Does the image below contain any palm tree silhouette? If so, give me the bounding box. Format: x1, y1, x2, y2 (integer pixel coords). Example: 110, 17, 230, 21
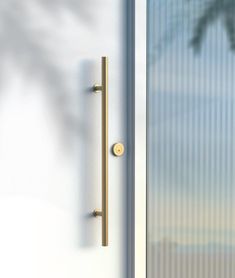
190, 0, 235, 52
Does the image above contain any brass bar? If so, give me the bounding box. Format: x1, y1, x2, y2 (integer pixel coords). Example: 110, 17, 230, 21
93, 57, 108, 247
102, 57, 108, 247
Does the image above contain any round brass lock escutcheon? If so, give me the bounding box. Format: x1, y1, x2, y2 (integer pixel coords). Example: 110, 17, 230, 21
112, 143, 125, 157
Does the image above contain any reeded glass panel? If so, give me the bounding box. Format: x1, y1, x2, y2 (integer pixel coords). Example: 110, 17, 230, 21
147, 1, 235, 277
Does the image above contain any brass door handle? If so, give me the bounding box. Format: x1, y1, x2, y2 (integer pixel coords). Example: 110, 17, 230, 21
93, 57, 108, 247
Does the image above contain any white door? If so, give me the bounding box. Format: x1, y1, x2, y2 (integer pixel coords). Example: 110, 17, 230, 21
0, 1, 130, 277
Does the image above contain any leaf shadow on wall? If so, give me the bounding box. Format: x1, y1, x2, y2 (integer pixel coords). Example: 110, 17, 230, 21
0, 0, 98, 144
0, 1, 102, 248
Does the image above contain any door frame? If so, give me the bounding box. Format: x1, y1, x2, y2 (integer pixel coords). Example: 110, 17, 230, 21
127, 0, 146, 278
134, 0, 146, 277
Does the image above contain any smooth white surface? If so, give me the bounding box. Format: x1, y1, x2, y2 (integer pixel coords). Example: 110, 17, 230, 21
135, 0, 147, 278
0, 1, 127, 278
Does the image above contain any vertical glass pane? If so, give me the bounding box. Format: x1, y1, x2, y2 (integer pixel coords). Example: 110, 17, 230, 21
147, 1, 235, 277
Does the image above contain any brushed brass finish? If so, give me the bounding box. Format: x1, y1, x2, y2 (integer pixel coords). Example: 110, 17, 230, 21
93, 84, 102, 92
93, 210, 102, 217
93, 57, 109, 247
112, 143, 125, 157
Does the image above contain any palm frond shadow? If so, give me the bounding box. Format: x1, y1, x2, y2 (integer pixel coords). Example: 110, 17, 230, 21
0, 1, 97, 148
189, 0, 235, 52
154, 0, 235, 56
39, 0, 96, 23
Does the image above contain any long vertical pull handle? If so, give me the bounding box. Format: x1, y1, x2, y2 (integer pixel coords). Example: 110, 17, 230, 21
93, 57, 108, 247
